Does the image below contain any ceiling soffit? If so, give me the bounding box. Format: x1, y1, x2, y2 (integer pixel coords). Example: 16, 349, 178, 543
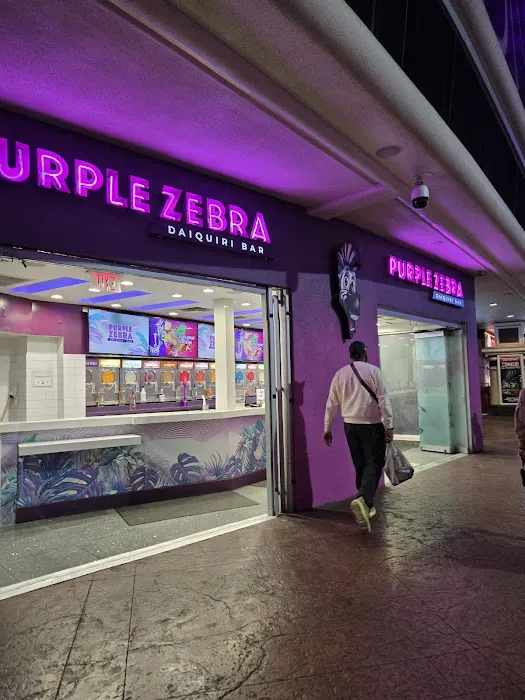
114, 0, 525, 295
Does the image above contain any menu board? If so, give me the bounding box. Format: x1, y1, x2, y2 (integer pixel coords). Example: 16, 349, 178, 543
500, 355, 523, 404
149, 317, 198, 358
88, 309, 149, 356
235, 329, 264, 362
198, 323, 215, 359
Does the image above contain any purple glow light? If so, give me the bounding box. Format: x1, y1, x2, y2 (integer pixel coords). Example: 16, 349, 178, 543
131, 300, 197, 311
10, 277, 86, 294
37, 148, 70, 192
234, 308, 263, 316
186, 192, 203, 226
77, 290, 150, 303
250, 213, 270, 243
229, 205, 249, 237
160, 186, 182, 221
0, 138, 272, 244
388, 255, 464, 298
207, 199, 227, 232
106, 168, 128, 208
0, 138, 30, 182
129, 175, 150, 214
75, 160, 103, 197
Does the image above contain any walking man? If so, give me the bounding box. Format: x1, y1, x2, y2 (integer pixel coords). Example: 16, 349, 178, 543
324, 341, 393, 532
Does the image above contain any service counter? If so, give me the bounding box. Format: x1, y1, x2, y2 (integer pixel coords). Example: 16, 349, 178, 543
0, 407, 267, 526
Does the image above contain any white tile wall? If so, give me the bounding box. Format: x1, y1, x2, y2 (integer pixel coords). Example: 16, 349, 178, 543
0, 334, 86, 424
0, 336, 27, 422
62, 354, 86, 419
9, 350, 27, 422
25, 348, 59, 421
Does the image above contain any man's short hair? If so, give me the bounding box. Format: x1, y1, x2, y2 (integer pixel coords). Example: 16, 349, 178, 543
349, 341, 367, 357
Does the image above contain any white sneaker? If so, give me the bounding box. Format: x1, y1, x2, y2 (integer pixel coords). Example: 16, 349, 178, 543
350, 497, 371, 533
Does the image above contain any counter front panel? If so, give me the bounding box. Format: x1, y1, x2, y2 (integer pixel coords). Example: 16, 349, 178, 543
0, 412, 266, 525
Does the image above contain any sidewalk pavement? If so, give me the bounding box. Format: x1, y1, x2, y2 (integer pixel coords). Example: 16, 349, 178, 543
2, 416, 525, 699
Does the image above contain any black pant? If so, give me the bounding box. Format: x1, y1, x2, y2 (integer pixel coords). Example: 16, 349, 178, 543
344, 423, 386, 508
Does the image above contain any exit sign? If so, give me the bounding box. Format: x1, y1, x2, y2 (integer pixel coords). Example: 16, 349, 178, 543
89, 271, 121, 293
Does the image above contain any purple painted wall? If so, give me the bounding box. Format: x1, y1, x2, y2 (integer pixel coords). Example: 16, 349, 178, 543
0, 293, 87, 354
0, 108, 482, 510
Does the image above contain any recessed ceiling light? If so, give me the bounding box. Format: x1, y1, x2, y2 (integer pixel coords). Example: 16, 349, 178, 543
375, 145, 402, 159
202, 288, 214, 294
111, 303, 121, 308
88, 287, 99, 293
489, 303, 498, 307
241, 302, 251, 307
121, 280, 133, 286
507, 314, 515, 318
243, 323, 251, 327
172, 293, 182, 298
50, 294, 63, 300
169, 312, 178, 316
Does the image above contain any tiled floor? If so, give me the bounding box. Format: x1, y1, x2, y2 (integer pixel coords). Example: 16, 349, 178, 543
0, 483, 268, 587
2, 416, 525, 699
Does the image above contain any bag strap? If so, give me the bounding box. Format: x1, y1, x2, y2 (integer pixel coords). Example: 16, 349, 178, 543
350, 363, 378, 404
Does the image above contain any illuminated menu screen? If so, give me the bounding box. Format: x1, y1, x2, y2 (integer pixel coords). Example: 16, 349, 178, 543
88, 309, 149, 356
149, 318, 198, 358
198, 323, 215, 359
235, 329, 264, 362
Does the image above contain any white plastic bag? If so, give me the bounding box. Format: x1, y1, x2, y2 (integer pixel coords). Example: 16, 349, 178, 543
384, 442, 414, 486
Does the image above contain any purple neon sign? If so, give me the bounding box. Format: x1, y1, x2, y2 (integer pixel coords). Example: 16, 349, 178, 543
388, 255, 464, 299
0, 137, 271, 256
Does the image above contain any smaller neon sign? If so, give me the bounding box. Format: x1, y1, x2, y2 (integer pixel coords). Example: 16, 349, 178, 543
388, 255, 464, 299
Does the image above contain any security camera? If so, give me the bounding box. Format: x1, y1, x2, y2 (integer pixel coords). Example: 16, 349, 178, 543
411, 177, 429, 209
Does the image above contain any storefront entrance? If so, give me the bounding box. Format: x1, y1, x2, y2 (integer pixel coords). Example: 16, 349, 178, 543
0, 252, 291, 593
378, 310, 471, 471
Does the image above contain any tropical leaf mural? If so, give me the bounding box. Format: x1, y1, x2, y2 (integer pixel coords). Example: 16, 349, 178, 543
5, 417, 268, 517
235, 419, 266, 473
201, 453, 242, 481
96, 460, 132, 494
170, 453, 203, 485
0, 469, 17, 523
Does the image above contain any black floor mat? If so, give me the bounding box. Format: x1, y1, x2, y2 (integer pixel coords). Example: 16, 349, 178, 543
116, 491, 258, 526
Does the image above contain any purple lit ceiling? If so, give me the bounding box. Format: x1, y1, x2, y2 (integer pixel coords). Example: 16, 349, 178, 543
9, 277, 86, 294
0, 259, 264, 326
131, 301, 197, 311
0, 0, 515, 276
76, 290, 149, 304
0, 0, 368, 208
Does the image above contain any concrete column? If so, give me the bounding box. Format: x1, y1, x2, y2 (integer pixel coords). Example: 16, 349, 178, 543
214, 298, 236, 410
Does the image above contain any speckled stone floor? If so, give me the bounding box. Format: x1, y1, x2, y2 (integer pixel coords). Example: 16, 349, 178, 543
2, 416, 525, 699
0, 483, 268, 587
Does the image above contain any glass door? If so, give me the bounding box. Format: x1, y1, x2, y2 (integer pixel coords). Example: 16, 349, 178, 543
415, 331, 454, 453
446, 329, 471, 452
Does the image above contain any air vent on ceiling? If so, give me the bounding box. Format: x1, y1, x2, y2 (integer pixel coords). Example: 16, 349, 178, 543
185, 306, 210, 313
0, 274, 31, 288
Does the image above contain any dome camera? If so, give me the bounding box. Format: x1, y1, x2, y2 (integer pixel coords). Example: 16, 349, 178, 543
411, 177, 429, 209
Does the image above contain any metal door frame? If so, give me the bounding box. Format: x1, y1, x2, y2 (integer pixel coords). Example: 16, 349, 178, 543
264, 287, 293, 515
